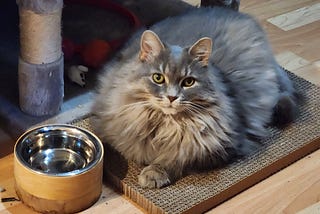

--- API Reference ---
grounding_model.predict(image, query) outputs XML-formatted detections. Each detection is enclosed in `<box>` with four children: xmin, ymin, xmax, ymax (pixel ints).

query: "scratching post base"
<box><xmin>18</xmin><ymin>56</ymin><xmax>64</xmax><ymax>116</ymax></box>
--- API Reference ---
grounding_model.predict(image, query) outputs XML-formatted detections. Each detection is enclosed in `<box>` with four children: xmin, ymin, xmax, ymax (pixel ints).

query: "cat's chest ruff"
<box><xmin>149</xmin><ymin>114</ymin><xmax>209</xmax><ymax>148</ymax></box>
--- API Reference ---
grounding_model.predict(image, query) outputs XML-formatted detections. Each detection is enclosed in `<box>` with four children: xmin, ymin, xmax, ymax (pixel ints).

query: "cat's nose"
<box><xmin>167</xmin><ymin>96</ymin><xmax>178</xmax><ymax>103</ymax></box>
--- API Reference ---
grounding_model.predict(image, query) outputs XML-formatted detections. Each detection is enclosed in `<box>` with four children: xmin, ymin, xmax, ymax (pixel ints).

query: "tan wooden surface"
<box><xmin>1</xmin><ymin>0</ymin><xmax>320</xmax><ymax>213</ymax></box>
<box><xmin>209</xmin><ymin>149</ymin><xmax>320</xmax><ymax>214</ymax></box>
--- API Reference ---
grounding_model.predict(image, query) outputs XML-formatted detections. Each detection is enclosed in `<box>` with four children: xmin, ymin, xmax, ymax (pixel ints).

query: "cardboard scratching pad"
<box><xmin>73</xmin><ymin>71</ymin><xmax>320</xmax><ymax>214</ymax></box>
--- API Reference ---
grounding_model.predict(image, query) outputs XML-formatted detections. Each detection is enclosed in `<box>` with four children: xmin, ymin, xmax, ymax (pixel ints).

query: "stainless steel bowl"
<box><xmin>15</xmin><ymin>124</ymin><xmax>103</xmax><ymax>176</ymax></box>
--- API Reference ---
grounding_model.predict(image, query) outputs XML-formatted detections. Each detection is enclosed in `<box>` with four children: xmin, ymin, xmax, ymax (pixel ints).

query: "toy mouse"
<box><xmin>67</xmin><ymin>65</ymin><xmax>89</xmax><ymax>87</ymax></box>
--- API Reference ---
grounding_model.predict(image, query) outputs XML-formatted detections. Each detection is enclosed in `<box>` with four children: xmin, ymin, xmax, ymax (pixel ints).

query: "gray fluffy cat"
<box><xmin>92</xmin><ymin>7</ymin><xmax>298</xmax><ymax>188</ymax></box>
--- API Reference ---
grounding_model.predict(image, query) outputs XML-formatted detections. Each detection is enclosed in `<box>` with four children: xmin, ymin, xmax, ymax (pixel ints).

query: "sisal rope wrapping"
<box><xmin>19</xmin><ymin>9</ymin><xmax>62</xmax><ymax>64</ymax></box>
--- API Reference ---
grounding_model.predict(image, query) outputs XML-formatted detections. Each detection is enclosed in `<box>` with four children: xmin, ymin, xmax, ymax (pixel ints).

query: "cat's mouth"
<box><xmin>152</xmin><ymin>97</ymin><xmax>181</xmax><ymax>115</ymax></box>
<box><xmin>161</xmin><ymin>106</ymin><xmax>179</xmax><ymax>115</ymax></box>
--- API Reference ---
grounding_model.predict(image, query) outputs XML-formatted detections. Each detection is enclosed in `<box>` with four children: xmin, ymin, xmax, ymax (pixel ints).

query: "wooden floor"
<box><xmin>1</xmin><ymin>0</ymin><xmax>319</xmax><ymax>213</ymax></box>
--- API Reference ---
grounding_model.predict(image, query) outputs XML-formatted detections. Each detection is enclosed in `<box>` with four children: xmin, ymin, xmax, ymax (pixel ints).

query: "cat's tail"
<box><xmin>272</xmin><ymin>66</ymin><xmax>303</xmax><ymax>128</ymax></box>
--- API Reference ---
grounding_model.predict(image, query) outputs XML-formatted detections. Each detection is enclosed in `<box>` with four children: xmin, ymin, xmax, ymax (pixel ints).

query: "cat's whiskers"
<box><xmin>186</xmin><ymin>101</ymin><xmax>234</xmax><ymax>135</ymax></box>
<box><xmin>182</xmin><ymin>101</ymin><xmax>214</xmax><ymax>117</ymax></box>
<box><xmin>109</xmin><ymin>101</ymin><xmax>151</xmax><ymax>115</ymax></box>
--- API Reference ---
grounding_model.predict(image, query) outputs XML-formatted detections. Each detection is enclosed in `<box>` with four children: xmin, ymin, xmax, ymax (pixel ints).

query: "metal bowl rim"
<box><xmin>14</xmin><ymin>124</ymin><xmax>104</xmax><ymax>177</ymax></box>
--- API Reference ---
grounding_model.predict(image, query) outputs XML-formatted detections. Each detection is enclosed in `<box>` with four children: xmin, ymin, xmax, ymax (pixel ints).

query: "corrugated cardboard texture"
<box><xmin>73</xmin><ymin>71</ymin><xmax>320</xmax><ymax>214</ymax></box>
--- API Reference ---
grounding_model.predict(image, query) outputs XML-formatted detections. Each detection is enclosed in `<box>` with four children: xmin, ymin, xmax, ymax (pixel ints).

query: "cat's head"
<box><xmin>133</xmin><ymin>30</ymin><xmax>216</xmax><ymax>115</ymax></box>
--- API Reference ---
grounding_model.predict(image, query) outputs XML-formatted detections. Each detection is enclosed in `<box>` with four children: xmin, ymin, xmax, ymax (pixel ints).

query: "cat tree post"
<box><xmin>17</xmin><ymin>0</ymin><xmax>64</xmax><ymax>116</ymax></box>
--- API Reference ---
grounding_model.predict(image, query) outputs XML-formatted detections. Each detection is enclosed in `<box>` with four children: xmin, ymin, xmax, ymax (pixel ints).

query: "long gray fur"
<box><xmin>92</xmin><ymin>7</ymin><xmax>298</xmax><ymax>188</ymax></box>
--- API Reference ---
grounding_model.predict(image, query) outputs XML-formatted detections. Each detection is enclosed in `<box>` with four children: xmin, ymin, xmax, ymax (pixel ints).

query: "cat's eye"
<box><xmin>152</xmin><ymin>73</ymin><xmax>165</xmax><ymax>84</ymax></box>
<box><xmin>182</xmin><ymin>77</ymin><xmax>195</xmax><ymax>87</ymax></box>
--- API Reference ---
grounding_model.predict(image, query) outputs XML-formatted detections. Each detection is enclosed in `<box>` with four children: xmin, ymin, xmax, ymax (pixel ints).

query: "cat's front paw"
<box><xmin>138</xmin><ymin>164</ymin><xmax>170</xmax><ymax>188</ymax></box>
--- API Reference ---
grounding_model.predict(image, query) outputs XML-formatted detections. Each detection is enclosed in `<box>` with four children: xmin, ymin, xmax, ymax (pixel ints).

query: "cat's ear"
<box><xmin>188</xmin><ymin>37</ymin><xmax>212</xmax><ymax>67</ymax></box>
<box><xmin>139</xmin><ymin>30</ymin><xmax>165</xmax><ymax>63</ymax></box>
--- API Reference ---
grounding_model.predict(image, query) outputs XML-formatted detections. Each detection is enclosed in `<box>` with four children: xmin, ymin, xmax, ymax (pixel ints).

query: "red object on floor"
<box><xmin>62</xmin><ymin>0</ymin><xmax>141</xmax><ymax>68</ymax></box>
<box><xmin>81</xmin><ymin>40</ymin><xmax>112</xmax><ymax>68</ymax></box>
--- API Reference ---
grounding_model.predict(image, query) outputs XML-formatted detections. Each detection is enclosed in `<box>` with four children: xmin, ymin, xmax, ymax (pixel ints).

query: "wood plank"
<box><xmin>297</xmin><ymin>202</ymin><xmax>320</xmax><ymax>214</ymax></box>
<box><xmin>267</xmin><ymin>21</ymin><xmax>320</xmax><ymax>62</ymax></box>
<box><xmin>240</xmin><ymin>0</ymin><xmax>318</xmax><ymax>20</ymax></box>
<box><xmin>208</xmin><ymin>149</ymin><xmax>320</xmax><ymax>214</ymax></box>
<box><xmin>292</xmin><ymin>61</ymin><xmax>320</xmax><ymax>86</ymax></box>
<box><xmin>267</xmin><ymin>2</ymin><xmax>320</xmax><ymax>31</ymax></box>
<box><xmin>242</xmin><ymin>1</ymin><xmax>320</xmax><ymax>63</ymax></box>
<box><xmin>275</xmin><ymin>51</ymin><xmax>310</xmax><ymax>71</ymax></box>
